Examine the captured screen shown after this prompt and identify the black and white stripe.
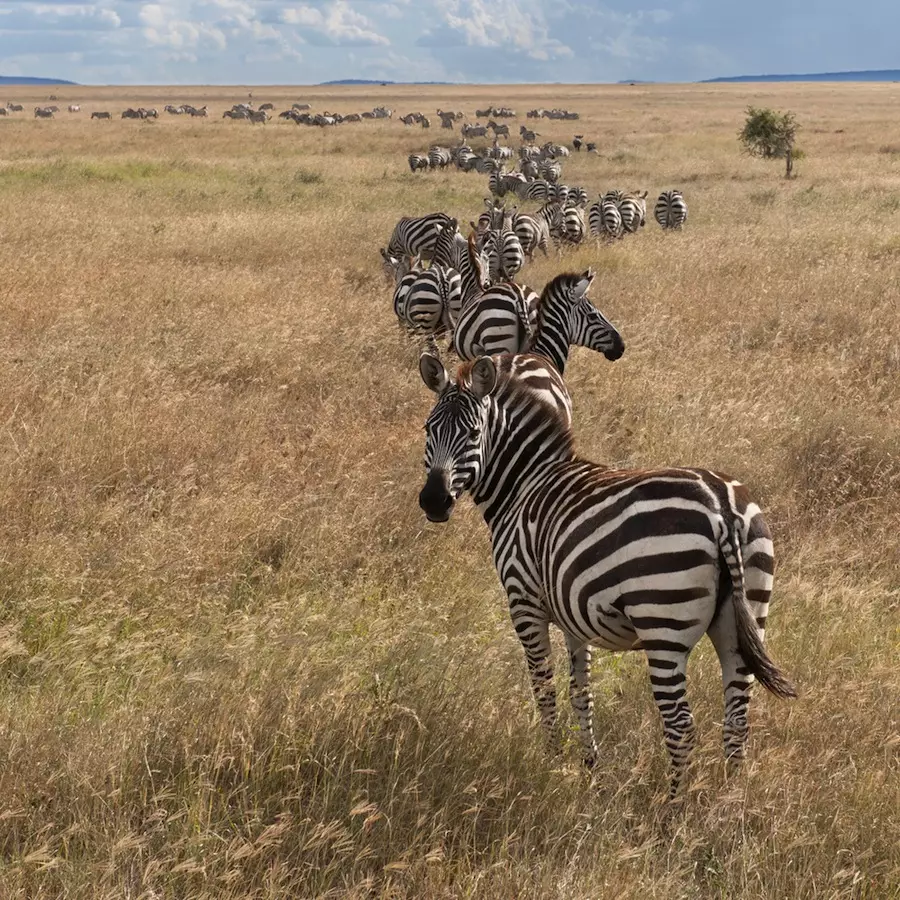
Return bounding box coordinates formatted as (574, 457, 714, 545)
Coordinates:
(452, 281, 539, 360)
(619, 191, 648, 233)
(483, 226, 526, 282)
(588, 198, 623, 239)
(418, 356, 796, 795)
(408, 153, 429, 173)
(655, 190, 688, 229)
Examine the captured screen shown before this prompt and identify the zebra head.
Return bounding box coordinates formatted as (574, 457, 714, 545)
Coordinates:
(419, 354, 495, 522)
(544, 270, 625, 361)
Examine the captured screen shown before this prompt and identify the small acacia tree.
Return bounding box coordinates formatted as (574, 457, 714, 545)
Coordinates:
(739, 106, 800, 178)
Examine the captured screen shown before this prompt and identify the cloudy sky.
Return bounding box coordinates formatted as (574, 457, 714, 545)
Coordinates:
(1, 0, 899, 85)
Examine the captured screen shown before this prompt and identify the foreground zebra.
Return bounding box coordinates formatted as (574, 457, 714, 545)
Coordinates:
(655, 190, 688, 229)
(418, 357, 795, 794)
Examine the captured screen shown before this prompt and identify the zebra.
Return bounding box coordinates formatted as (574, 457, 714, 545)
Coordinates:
(462, 123, 488, 139)
(248, 109, 269, 124)
(395, 265, 463, 349)
(512, 203, 563, 258)
(589, 198, 623, 239)
(385, 213, 453, 262)
(487, 120, 510, 138)
(34, 107, 54, 118)
(572, 135, 583, 152)
(655, 190, 688, 230)
(537, 159, 561, 183)
(568, 187, 588, 208)
(67, 104, 80, 113)
(483, 225, 526, 282)
(432, 228, 491, 311)
(417, 354, 795, 796)
(6, 103, 24, 112)
(428, 146, 452, 170)
(91, 111, 112, 120)
(519, 125, 539, 143)
(515, 180, 552, 203)
(452, 280, 539, 360)
(408, 153, 429, 173)
(560, 204, 587, 245)
(619, 191, 648, 233)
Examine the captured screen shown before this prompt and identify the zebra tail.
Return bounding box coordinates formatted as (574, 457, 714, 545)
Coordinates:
(515, 288, 535, 350)
(722, 520, 797, 700)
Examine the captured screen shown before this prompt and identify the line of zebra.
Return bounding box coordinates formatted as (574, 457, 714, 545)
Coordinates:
(379, 170, 787, 798)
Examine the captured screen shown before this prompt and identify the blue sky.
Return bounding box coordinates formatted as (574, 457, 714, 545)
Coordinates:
(1, 0, 899, 85)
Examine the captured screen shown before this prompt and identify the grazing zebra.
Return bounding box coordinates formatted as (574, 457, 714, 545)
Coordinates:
(515, 179, 552, 203)
(34, 107, 54, 118)
(655, 190, 688, 230)
(408, 153, 429, 173)
(589, 198, 623, 239)
(385, 213, 453, 261)
(428, 146, 453, 170)
(396, 265, 463, 348)
(91, 111, 112, 120)
(6, 103, 24, 112)
(417, 354, 795, 795)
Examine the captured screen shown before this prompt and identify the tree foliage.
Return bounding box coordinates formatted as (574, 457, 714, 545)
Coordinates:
(739, 106, 800, 177)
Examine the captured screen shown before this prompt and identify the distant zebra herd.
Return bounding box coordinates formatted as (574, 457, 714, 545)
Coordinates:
(381, 143, 794, 798)
(1, 100, 398, 127)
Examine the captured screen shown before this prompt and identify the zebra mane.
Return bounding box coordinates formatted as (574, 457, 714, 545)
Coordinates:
(453, 356, 574, 446)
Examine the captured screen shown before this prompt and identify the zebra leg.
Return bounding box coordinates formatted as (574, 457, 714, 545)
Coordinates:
(707, 601, 753, 765)
(510, 606, 558, 747)
(565, 635, 597, 768)
(645, 650, 694, 797)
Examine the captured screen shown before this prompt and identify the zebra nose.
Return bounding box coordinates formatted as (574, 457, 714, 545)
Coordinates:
(604, 334, 625, 361)
(419, 470, 455, 522)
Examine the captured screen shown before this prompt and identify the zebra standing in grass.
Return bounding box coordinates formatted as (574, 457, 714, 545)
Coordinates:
(384, 213, 453, 262)
(515, 179, 553, 203)
(655, 190, 688, 229)
(408, 153, 429, 173)
(619, 191, 648, 233)
(396, 265, 463, 348)
(428, 146, 453, 170)
(483, 223, 526, 282)
(513, 202, 563, 258)
(589, 197, 623, 239)
(560, 203, 587, 245)
(417, 354, 795, 796)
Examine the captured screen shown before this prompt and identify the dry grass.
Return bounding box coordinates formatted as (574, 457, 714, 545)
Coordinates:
(0, 82, 898, 899)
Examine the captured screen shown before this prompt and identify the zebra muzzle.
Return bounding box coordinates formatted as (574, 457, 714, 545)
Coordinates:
(419, 469, 455, 522)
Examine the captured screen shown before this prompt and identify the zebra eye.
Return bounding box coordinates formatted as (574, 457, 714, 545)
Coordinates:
(469, 426, 481, 440)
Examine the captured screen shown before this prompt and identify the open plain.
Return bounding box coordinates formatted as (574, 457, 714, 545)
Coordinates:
(0, 82, 898, 898)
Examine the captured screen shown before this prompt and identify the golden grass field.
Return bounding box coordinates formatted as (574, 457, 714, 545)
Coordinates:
(0, 81, 898, 898)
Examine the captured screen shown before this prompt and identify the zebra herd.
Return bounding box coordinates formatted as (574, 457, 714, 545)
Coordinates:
(382, 176, 791, 796)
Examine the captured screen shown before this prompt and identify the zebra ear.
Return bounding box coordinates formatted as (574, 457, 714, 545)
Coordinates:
(470, 357, 498, 400)
(574, 270, 594, 298)
(420, 354, 449, 394)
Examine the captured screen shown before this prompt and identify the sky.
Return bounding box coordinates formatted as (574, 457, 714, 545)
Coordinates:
(1, 0, 899, 85)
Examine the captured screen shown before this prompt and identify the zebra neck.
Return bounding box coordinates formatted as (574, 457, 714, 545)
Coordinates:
(529, 303, 570, 375)
(471, 399, 573, 527)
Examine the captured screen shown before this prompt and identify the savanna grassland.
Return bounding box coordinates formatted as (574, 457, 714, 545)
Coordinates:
(0, 82, 898, 899)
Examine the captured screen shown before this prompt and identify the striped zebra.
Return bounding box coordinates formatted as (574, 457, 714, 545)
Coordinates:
(589, 198, 623, 239)
(513, 203, 563, 258)
(515, 179, 552, 203)
(537, 159, 561, 183)
(408, 153, 429, 173)
(385, 213, 453, 261)
(417, 355, 796, 795)
(453, 281, 538, 360)
(619, 191, 648, 233)
(568, 186, 588, 208)
(395, 265, 463, 349)
(432, 229, 491, 311)
(389, 254, 424, 318)
(655, 190, 688, 229)
(560, 204, 587, 245)
(483, 226, 526, 282)
(428, 146, 453, 170)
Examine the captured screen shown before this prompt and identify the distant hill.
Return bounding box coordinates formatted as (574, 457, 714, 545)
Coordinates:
(0, 75, 76, 85)
(318, 79, 452, 86)
(703, 70, 900, 83)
